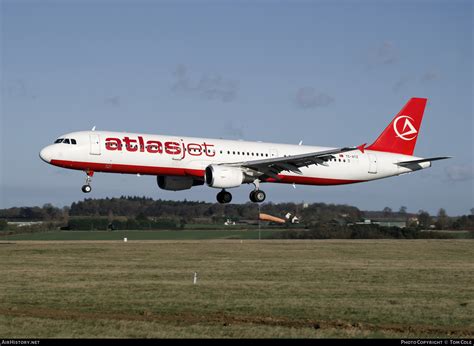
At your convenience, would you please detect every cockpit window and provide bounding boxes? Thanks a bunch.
[54,138,77,144]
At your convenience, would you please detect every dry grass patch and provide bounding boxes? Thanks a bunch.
[0,240,473,338]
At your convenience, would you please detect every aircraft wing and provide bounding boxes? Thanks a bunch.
[225,146,356,179]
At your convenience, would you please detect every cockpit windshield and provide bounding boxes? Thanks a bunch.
[54,138,77,144]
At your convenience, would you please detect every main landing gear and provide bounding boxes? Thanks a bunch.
[249,179,266,203]
[249,189,266,203]
[215,182,266,204]
[81,171,94,193]
[216,189,232,204]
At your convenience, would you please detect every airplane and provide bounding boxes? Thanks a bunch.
[39,97,450,204]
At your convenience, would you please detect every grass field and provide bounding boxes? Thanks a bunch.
[1,230,280,241]
[0,239,472,338]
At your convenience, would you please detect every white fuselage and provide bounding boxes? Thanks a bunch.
[39,130,429,187]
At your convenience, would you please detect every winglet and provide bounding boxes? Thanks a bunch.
[357,143,367,153]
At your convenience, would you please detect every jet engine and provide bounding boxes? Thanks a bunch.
[157,176,203,191]
[205,165,247,189]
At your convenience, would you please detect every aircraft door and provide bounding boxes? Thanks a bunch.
[89,134,101,155]
[367,153,377,174]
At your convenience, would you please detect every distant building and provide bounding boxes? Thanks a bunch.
[350,219,407,228]
[375,220,406,228]
[7,221,43,227]
[285,213,300,224]
[407,217,419,226]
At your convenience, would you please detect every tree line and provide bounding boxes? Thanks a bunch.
[0,196,473,231]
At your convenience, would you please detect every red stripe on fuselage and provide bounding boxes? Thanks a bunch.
[50,159,365,186]
[50,159,205,177]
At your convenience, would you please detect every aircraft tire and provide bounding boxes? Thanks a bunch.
[217,190,232,204]
[253,190,266,203]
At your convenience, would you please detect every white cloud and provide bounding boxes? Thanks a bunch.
[104,96,121,107]
[445,165,474,182]
[171,64,239,103]
[420,71,440,83]
[376,41,399,65]
[294,87,334,109]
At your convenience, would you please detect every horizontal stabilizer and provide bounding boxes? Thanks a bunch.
[396,156,451,167]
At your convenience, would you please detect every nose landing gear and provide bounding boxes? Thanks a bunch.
[81,171,94,193]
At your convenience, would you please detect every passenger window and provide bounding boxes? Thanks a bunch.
[71,139,77,145]
[63,139,70,144]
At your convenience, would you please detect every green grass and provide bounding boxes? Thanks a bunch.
[423,230,474,239]
[0,240,472,338]
[1,230,280,241]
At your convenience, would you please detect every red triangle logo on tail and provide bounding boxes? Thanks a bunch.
[367,98,427,156]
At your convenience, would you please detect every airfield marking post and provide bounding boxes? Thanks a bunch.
[124,237,128,242]
[258,203,261,240]
[193,272,198,285]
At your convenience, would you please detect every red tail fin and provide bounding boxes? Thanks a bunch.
[366,97,427,156]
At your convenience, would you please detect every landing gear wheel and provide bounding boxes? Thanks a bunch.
[250,190,266,203]
[82,170,94,193]
[216,190,232,204]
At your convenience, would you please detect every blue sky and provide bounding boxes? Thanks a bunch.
[1,0,472,215]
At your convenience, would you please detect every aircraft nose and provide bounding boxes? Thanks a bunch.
[39,146,53,163]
